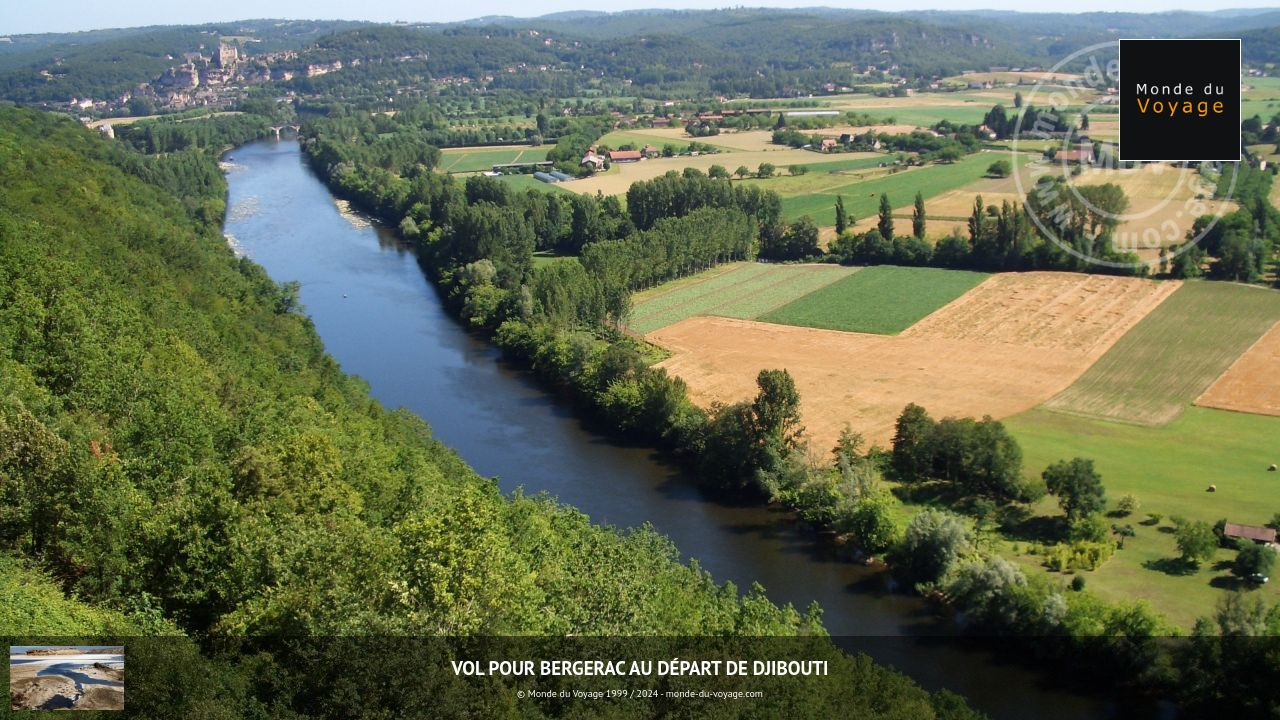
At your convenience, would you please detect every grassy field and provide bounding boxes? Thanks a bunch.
[1042,281,1280,425]
[780,152,1005,225]
[1004,406,1280,628]
[759,265,989,334]
[497,173,571,193]
[439,146,548,173]
[627,262,857,334]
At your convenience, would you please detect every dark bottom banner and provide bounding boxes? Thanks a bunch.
[4,635,1279,718]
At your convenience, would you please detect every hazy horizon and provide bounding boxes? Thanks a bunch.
[4,1,1280,36]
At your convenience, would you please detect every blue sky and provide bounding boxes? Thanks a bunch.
[3,1,1279,35]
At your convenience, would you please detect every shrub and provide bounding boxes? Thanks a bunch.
[840,495,901,554]
[1070,575,1086,591]
[1115,494,1140,517]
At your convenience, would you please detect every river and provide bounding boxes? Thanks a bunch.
[222,138,1135,720]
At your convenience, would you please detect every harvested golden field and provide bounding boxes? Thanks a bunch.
[650,271,1178,449]
[902,272,1180,351]
[1196,321,1280,417]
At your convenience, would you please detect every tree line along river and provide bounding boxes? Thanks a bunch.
[221,138,1147,720]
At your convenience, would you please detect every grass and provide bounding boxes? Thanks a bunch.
[1042,281,1280,425]
[758,265,989,334]
[497,173,571,194]
[1003,406,1280,628]
[438,146,548,173]
[780,152,1004,225]
[627,263,857,334]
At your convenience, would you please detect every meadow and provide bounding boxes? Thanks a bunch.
[1004,406,1280,628]
[497,173,571,193]
[779,152,1006,225]
[439,145,548,173]
[1042,281,1280,425]
[627,262,857,334]
[759,265,989,334]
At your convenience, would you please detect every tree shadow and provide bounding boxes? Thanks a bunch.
[1157,526,1176,534]
[1210,575,1246,590]
[1143,557,1198,576]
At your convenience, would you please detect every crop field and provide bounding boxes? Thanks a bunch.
[627,263,857,334]
[1005,406,1280,628]
[759,265,988,334]
[650,271,1173,450]
[598,128,746,152]
[1042,281,1280,425]
[438,146,548,173]
[1196,321,1280,417]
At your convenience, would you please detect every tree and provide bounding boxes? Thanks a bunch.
[894,509,973,585]
[752,369,803,449]
[788,164,808,176]
[986,160,1012,178]
[757,162,775,178]
[708,164,730,180]
[1014,91,1023,109]
[891,403,935,481]
[734,165,750,179]
[1043,457,1105,523]
[841,496,900,554]
[1080,113,1090,130]
[834,195,848,236]
[1176,520,1219,567]
[1233,543,1277,581]
[912,191,926,239]
[877,193,894,241]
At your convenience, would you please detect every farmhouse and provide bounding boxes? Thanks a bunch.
[1224,522,1278,545]
[581,150,605,170]
[609,150,643,163]
[1056,142,1095,165]
[819,138,838,152]
[642,144,660,158]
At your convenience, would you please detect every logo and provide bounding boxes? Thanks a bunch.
[1013,42,1239,271]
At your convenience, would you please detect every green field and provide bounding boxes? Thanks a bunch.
[780,152,1004,225]
[627,262,858,334]
[1005,407,1280,627]
[758,265,989,334]
[439,146,548,173]
[498,173,572,193]
[1043,281,1280,425]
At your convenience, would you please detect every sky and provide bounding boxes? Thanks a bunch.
[3,0,1280,35]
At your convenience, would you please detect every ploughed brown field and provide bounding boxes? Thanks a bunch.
[649,272,1180,450]
[1196,320,1280,417]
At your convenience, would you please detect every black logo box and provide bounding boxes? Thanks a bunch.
[1119,39,1241,162]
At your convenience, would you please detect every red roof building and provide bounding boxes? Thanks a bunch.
[1225,523,1278,544]
[609,150,643,163]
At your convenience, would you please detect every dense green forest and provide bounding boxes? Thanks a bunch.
[0,105,988,716]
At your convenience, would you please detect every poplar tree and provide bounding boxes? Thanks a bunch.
[877,193,894,242]
[912,191,926,239]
